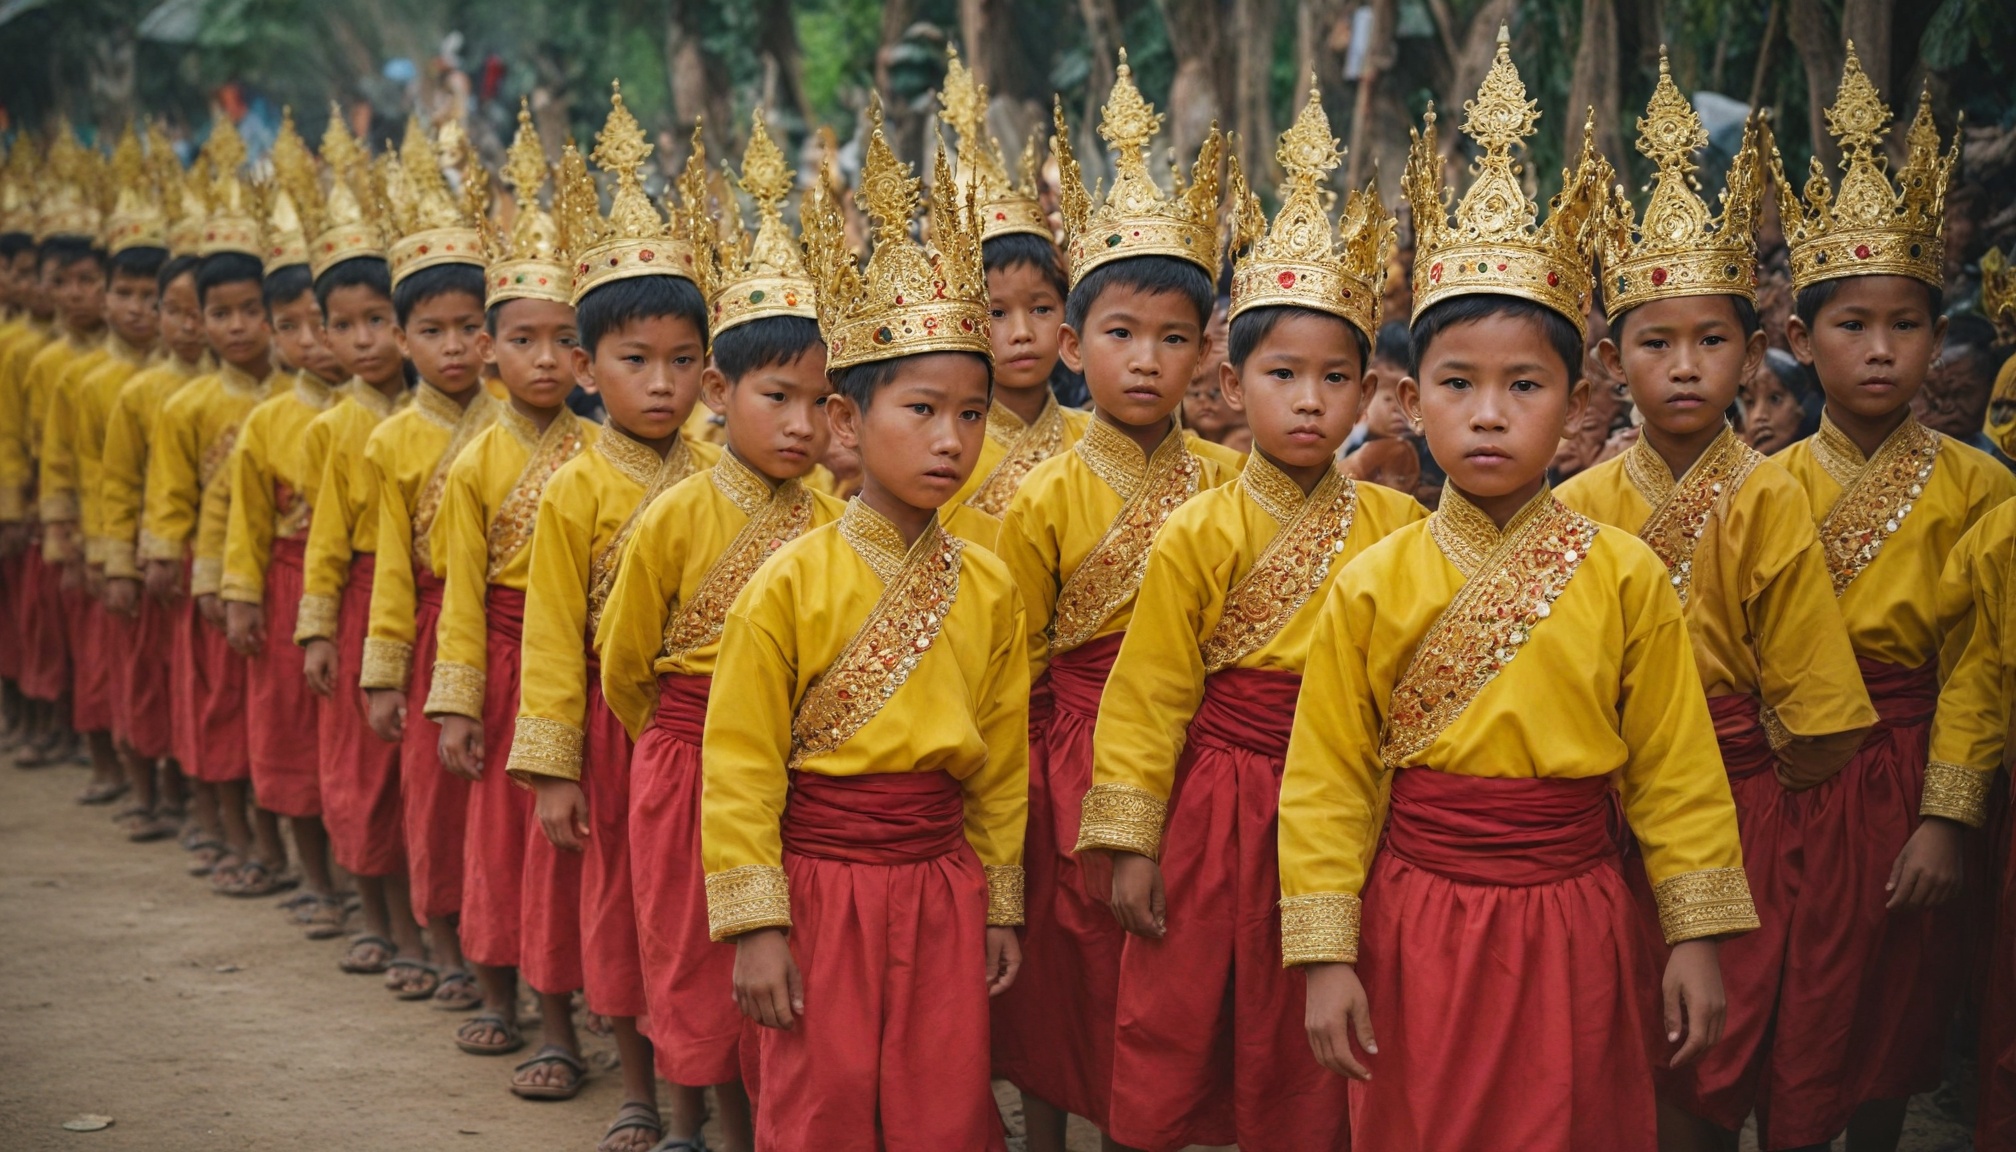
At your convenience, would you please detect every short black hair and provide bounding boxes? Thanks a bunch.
[1794,276,1943,328]
[393,261,487,326]
[1408,293,1584,381]
[313,255,392,313]
[1226,305,1370,370]
[39,235,105,274]
[982,232,1068,299]
[0,233,33,260]
[1372,319,1411,368]
[110,246,169,283]
[1760,347,1825,441]
[831,350,992,412]
[157,254,201,293]
[711,315,824,382]
[575,275,708,355]
[1612,293,1760,341]
[1064,255,1213,333]
[196,252,265,306]
[262,263,314,310]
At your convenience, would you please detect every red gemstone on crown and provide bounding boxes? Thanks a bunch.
[1650,267,1668,287]
[640,250,655,262]
[1855,244,1872,260]
[1278,271,1297,288]
[1546,271,1559,287]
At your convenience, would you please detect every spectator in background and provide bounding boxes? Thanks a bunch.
[1915,313,2010,463]
[1343,435,1420,494]
[1181,295,1250,451]
[1343,320,1443,507]
[1738,348,1823,455]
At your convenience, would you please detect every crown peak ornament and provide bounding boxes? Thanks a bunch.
[701,107,818,337]
[309,105,387,277]
[941,46,1051,242]
[486,100,571,308]
[259,107,316,273]
[1,137,42,239]
[1981,247,2016,347]
[197,115,261,258]
[385,113,487,287]
[568,81,701,306]
[105,124,168,256]
[39,120,106,243]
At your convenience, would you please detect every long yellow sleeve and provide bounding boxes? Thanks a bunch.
[37,362,83,528]
[1924,498,2016,828]
[297,387,401,642]
[189,441,234,597]
[74,351,148,562]
[96,369,155,578]
[0,326,56,520]
[219,400,278,604]
[138,376,214,561]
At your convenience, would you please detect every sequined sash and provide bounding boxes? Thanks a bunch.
[1047,429,1201,654]
[660,479,815,662]
[1625,429,1760,606]
[1199,467,1356,672]
[586,437,698,635]
[485,411,585,580]
[1813,418,1940,595]
[967,397,1068,516]
[412,391,497,575]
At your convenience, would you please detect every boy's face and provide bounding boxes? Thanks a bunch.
[1060,282,1210,428]
[200,279,272,372]
[574,312,706,443]
[104,269,159,348]
[396,289,485,394]
[1183,377,1230,437]
[986,261,1064,394]
[1913,342,1995,440]
[1601,295,1764,441]
[478,297,579,409]
[321,282,404,387]
[704,345,832,483]
[270,291,343,383]
[45,255,107,331]
[829,352,990,513]
[159,272,207,364]
[1737,367,1803,455]
[1400,311,1585,501]
[1786,275,1945,424]
[1220,311,1370,473]
[1363,373,1411,438]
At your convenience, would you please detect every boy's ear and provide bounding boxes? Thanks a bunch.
[826,392,862,451]
[700,364,731,415]
[1397,375,1424,432]
[1563,376,1592,438]
[474,329,495,366]
[1354,368,1379,424]
[1741,328,1767,382]
[1932,314,1950,351]
[1594,337,1625,383]
[394,325,412,360]
[1785,314,1815,366]
[1057,324,1085,374]
[1217,359,1245,412]
[571,345,598,394]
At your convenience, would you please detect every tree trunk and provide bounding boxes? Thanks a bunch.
[758,0,816,134]
[1157,0,1231,166]
[1746,0,1781,112]
[873,0,923,168]
[959,0,1049,169]
[1838,0,1896,102]
[1565,0,1622,176]
[1344,0,1397,191]
[86,28,136,130]
[1785,0,1842,170]
[665,0,733,169]
[1232,0,1281,185]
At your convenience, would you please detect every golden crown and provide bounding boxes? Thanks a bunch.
[1053,50,1224,286]
[1981,247,2016,346]
[1226,81,1393,339]
[309,106,386,277]
[1404,28,1611,333]
[699,107,819,337]
[156,127,207,257]
[104,125,167,255]
[566,82,702,306]
[941,46,1051,243]
[386,116,488,287]
[198,116,262,258]
[485,101,572,307]
[1,138,41,237]
[803,102,989,372]
[1772,43,1957,292]
[259,108,316,272]
[1601,52,1764,318]
[40,122,106,242]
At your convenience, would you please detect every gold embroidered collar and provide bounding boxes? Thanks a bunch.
[414,381,471,428]
[1076,416,1187,500]
[1240,451,1319,523]
[217,360,274,397]
[1429,485,1556,578]
[1201,465,1356,673]
[712,449,781,515]
[1813,414,1939,594]
[838,499,935,584]
[596,423,686,489]
[293,371,336,411]
[662,464,814,662]
[1623,427,1760,605]
[967,395,1069,515]
[498,402,546,447]
[342,377,404,418]
[986,395,1045,444]
[102,330,147,366]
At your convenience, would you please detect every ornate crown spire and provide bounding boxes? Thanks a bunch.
[1,137,41,239]
[803,100,989,372]
[1600,51,1764,318]
[1227,80,1393,339]
[940,46,1051,243]
[104,125,168,255]
[260,108,315,272]
[1053,49,1225,286]
[151,126,205,258]
[701,107,819,337]
[198,115,262,257]
[40,121,105,242]
[386,115,488,286]
[309,105,386,277]
[569,81,702,305]
[1404,27,1611,332]
[485,100,572,307]
[1981,247,2016,347]
[1771,43,1958,292]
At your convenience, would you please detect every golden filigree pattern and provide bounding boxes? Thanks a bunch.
[424,659,485,719]
[411,390,497,575]
[274,481,311,540]
[966,398,1068,517]
[706,863,793,941]
[358,637,413,691]
[190,556,223,597]
[586,434,699,635]
[1279,891,1363,966]
[1625,429,1760,606]
[1921,761,1991,828]
[1653,866,1761,943]
[1760,703,1793,751]
[660,476,814,662]
[486,412,586,580]
[505,714,586,782]
[985,864,1026,926]
[198,424,240,490]
[293,592,339,643]
[1814,417,1939,595]
[1073,782,1169,859]
[1048,424,1201,653]
[1201,466,1356,673]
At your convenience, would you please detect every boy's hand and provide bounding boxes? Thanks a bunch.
[84,564,105,599]
[58,558,83,590]
[104,576,140,617]
[196,593,224,628]
[438,715,484,781]
[366,689,407,742]
[144,558,182,602]
[1108,851,1166,939]
[531,776,591,851]
[1304,962,1377,1081]
[985,926,1022,996]
[1887,817,1965,911]
[733,927,803,1030]
[302,638,338,698]
[1662,938,1726,1068]
[224,600,263,654]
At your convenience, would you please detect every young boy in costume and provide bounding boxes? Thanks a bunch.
[1764,47,2016,1152]
[1077,85,1422,1152]
[702,107,1027,1152]
[0,147,60,761]
[1556,62,1879,1152]
[1278,36,1757,1152]
[990,54,1233,1149]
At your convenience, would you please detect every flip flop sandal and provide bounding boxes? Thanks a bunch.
[596,1102,663,1152]
[76,780,130,805]
[339,934,395,974]
[509,1045,588,1101]
[127,813,182,843]
[454,1012,524,1056]
[112,803,152,824]
[433,970,482,1011]
[301,896,351,939]
[220,860,296,898]
[277,889,320,911]
[647,1139,709,1152]
[186,842,229,876]
[387,959,441,1000]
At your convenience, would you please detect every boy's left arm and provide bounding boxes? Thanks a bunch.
[361,437,418,691]
[1923,509,2013,830]
[504,482,596,786]
[295,424,360,644]
[962,584,1031,926]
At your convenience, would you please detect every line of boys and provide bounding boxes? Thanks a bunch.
[2,29,2013,1152]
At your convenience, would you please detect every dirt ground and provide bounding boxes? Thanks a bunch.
[0,757,1979,1151]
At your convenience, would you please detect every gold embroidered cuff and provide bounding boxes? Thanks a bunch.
[101,538,139,579]
[1073,783,1168,859]
[293,592,339,644]
[358,638,413,691]
[424,660,485,719]
[505,715,585,783]
[83,536,110,566]
[985,865,1025,926]
[1759,703,1793,751]
[189,557,223,597]
[217,576,262,605]
[1654,866,1760,943]
[40,524,78,564]
[0,485,25,522]
[1921,761,1991,828]
[1279,891,1362,966]
[138,530,182,563]
[706,864,793,941]
[38,491,78,524]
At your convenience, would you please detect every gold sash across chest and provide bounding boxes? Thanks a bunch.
[587,432,699,635]
[1811,417,1940,596]
[1048,422,1201,654]
[661,459,816,661]
[486,409,586,580]
[1199,462,1357,673]
[412,388,497,575]
[1623,429,1760,606]
[967,397,1068,516]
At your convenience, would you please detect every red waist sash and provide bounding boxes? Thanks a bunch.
[1708,694,1775,781]
[270,535,306,569]
[350,552,376,583]
[781,770,965,865]
[1049,632,1124,722]
[485,586,524,644]
[649,673,712,745]
[1187,668,1301,759]
[1383,769,1622,887]
[1859,657,1937,733]
[415,569,444,612]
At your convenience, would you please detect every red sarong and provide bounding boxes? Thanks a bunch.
[991,632,1124,1125]
[753,770,1007,1152]
[0,548,23,680]
[1108,668,1346,1152]
[459,586,530,970]
[18,544,69,702]
[112,592,176,759]
[245,538,320,817]
[579,664,643,1017]
[1351,769,1660,1152]
[319,555,403,877]
[177,571,249,784]
[520,737,585,997]
[632,673,741,1085]
[401,571,467,923]
[1761,658,1955,1148]
[66,588,114,732]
